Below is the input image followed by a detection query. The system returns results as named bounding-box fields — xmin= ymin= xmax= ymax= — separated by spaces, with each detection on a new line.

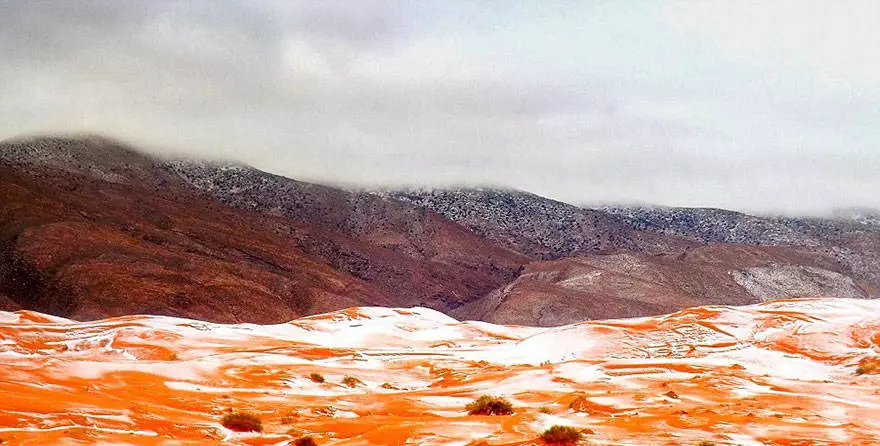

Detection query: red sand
xmin=1 ymin=298 xmax=879 ymax=445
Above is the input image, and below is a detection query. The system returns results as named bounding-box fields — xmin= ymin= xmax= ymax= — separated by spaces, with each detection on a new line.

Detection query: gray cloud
xmin=1 ymin=0 xmax=878 ymax=215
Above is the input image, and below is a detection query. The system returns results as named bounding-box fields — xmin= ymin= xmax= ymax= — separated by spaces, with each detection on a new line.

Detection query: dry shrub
xmin=466 ymin=395 xmax=514 ymax=416
xmin=342 ymin=376 xmax=363 ymax=387
xmin=855 ymin=356 xmax=880 ymax=375
xmin=540 ymin=425 xmax=581 ymax=444
xmin=221 ymin=412 xmax=262 ymax=432
xmin=293 ymin=437 xmax=318 ymax=446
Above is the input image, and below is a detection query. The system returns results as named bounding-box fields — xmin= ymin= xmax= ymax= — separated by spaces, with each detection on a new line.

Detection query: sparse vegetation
xmin=342 ymin=375 xmax=363 ymax=387
xmin=309 ymin=372 xmax=325 ymax=383
xmin=568 ymin=394 xmax=589 ymax=413
xmin=540 ymin=425 xmax=581 ymax=444
xmin=279 ymin=410 xmax=298 ymax=424
xmin=466 ymin=395 xmax=514 ymax=415
xmin=221 ymin=412 xmax=262 ymax=432
xmin=697 ymin=442 xmax=715 ymax=446
xmin=293 ymin=437 xmax=318 ymax=446
xmin=314 ymin=406 xmax=337 ymax=416
xmin=855 ymin=356 xmax=880 ymax=375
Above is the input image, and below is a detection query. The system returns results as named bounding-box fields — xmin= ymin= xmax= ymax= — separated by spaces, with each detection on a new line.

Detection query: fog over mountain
xmin=2 ymin=1 xmax=879 ymax=214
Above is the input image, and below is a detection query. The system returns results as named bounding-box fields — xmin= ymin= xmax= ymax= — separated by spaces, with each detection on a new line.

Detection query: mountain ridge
xmin=2 ymin=134 xmax=879 ymax=326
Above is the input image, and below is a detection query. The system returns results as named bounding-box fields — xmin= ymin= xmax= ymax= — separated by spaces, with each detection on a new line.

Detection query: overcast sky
xmin=1 ymin=1 xmax=878 ymax=214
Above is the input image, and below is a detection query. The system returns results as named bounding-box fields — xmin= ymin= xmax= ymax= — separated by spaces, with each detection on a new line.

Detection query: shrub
xmin=309 ymin=372 xmax=325 ymax=383
xmin=855 ymin=356 xmax=880 ymax=375
xmin=466 ymin=395 xmax=514 ymax=416
xmin=697 ymin=442 xmax=715 ymax=446
xmin=221 ymin=412 xmax=262 ymax=432
xmin=538 ymin=406 xmax=553 ymax=414
xmin=540 ymin=425 xmax=581 ymax=444
xmin=293 ymin=437 xmax=318 ymax=446
xmin=279 ymin=410 xmax=298 ymax=424
xmin=568 ymin=394 xmax=590 ymax=413
xmin=342 ymin=376 xmax=363 ymax=388
xmin=314 ymin=406 xmax=337 ymax=416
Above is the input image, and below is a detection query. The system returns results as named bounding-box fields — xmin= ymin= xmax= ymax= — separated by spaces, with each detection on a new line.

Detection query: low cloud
xmin=1 ymin=1 xmax=878 ymax=215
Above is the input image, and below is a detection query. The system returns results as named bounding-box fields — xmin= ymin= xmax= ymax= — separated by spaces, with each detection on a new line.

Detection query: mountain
xmin=603 ymin=204 xmax=880 ymax=294
xmin=2 ymin=134 xmax=879 ymax=327
xmin=0 ymin=138 xmax=387 ymax=322
xmin=2 ymin=298 xmax=878 ymax=444
xmin=455 ymin=244 xmax=865 ymax=326
xmin=389 ymin=189 xmax=880 ymax=325
xmin=0 ymin=135 xmax=525 ymax=322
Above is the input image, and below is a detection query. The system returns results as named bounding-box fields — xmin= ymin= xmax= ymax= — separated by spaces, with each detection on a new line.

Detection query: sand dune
xmin=1 ymin=298 xmax=879 ymax=445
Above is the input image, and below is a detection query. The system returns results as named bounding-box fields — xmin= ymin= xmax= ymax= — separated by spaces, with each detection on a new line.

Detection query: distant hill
xmin=602 ymin=204 xmax=880 ymax=294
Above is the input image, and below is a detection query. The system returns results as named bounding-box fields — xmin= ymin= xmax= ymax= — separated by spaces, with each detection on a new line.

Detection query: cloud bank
xmin=1 ymin=1 xmax=878 ymax=214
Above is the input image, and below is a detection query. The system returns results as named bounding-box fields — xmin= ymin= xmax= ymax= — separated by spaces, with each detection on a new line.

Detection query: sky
xmin=1 ymin=1 xmax=878 ymax=215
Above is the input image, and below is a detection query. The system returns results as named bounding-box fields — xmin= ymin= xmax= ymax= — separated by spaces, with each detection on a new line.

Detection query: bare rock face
xmin=732 ymin=265 xmax=869 ymax=302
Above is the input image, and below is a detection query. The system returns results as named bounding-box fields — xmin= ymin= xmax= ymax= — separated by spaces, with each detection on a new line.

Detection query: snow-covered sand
xmin=1 ymin=298 xmax=879 ymax=444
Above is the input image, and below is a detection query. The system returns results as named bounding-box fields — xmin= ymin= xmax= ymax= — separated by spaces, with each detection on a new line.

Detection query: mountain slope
xmin=3 ymin=135 xmax=879 ymax=327
xmin=604 ymin=205 xmax=880 ymax=294
xmin=165 ymin=162 xmax=528 ymax=309
xmin=387 ymin=188 xmax=696 ymax=259
xmin=601 ymin=205 xmax=820 ymax=246
xmin=456 ymin=244 xmax=867 ymax=326
xmin=0 ymin=136 xmax=526 ymax=322
xmin=0 ymin=163 xmax=392 ymax=322
xmin=1 ymin=298 xmax=879 ymax=444
xmin=388 ymin=189 xmax=879 ymax=325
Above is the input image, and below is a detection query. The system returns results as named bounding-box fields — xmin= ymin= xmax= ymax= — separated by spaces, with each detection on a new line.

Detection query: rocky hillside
xmin=0 ymin=136 xmax=525 ymax=322
xmin=386 ymin=188 xmax=695 ymax=259
xmin=602 ymin=204 xmax=880 ymax=295
xmin=601 ymin=205 xmax=820 ymax=246
xmin=2 ymin=134 xmax=878 ymax=326
xmin=454 ymin=244 xmax=862 ymax=326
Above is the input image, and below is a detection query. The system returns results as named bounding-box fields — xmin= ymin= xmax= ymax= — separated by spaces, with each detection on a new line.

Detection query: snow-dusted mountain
xmin=385 ymin=187 xmax=695 ymax=259
xmin=3 ymin=135 xmax=880 ymax=327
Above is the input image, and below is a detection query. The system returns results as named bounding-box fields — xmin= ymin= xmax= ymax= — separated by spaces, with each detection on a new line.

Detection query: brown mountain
xmin=395 ymin=190 xmax=880 ymax=325
xmin=0 ymin=135 xmax=525 ymax=322
xmin=454 ymin=244 xmax=871 ymax=326
xmin=2 ymin=135 xmax=877 ymax=326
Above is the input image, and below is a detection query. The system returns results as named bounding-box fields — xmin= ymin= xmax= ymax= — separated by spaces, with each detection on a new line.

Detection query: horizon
xmin=2 ymin=2 xmax=879 ymax=214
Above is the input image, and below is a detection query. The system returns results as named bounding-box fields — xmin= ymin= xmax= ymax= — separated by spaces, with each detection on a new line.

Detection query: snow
xmin=4 ymin=298 xmax=880 ymax=444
